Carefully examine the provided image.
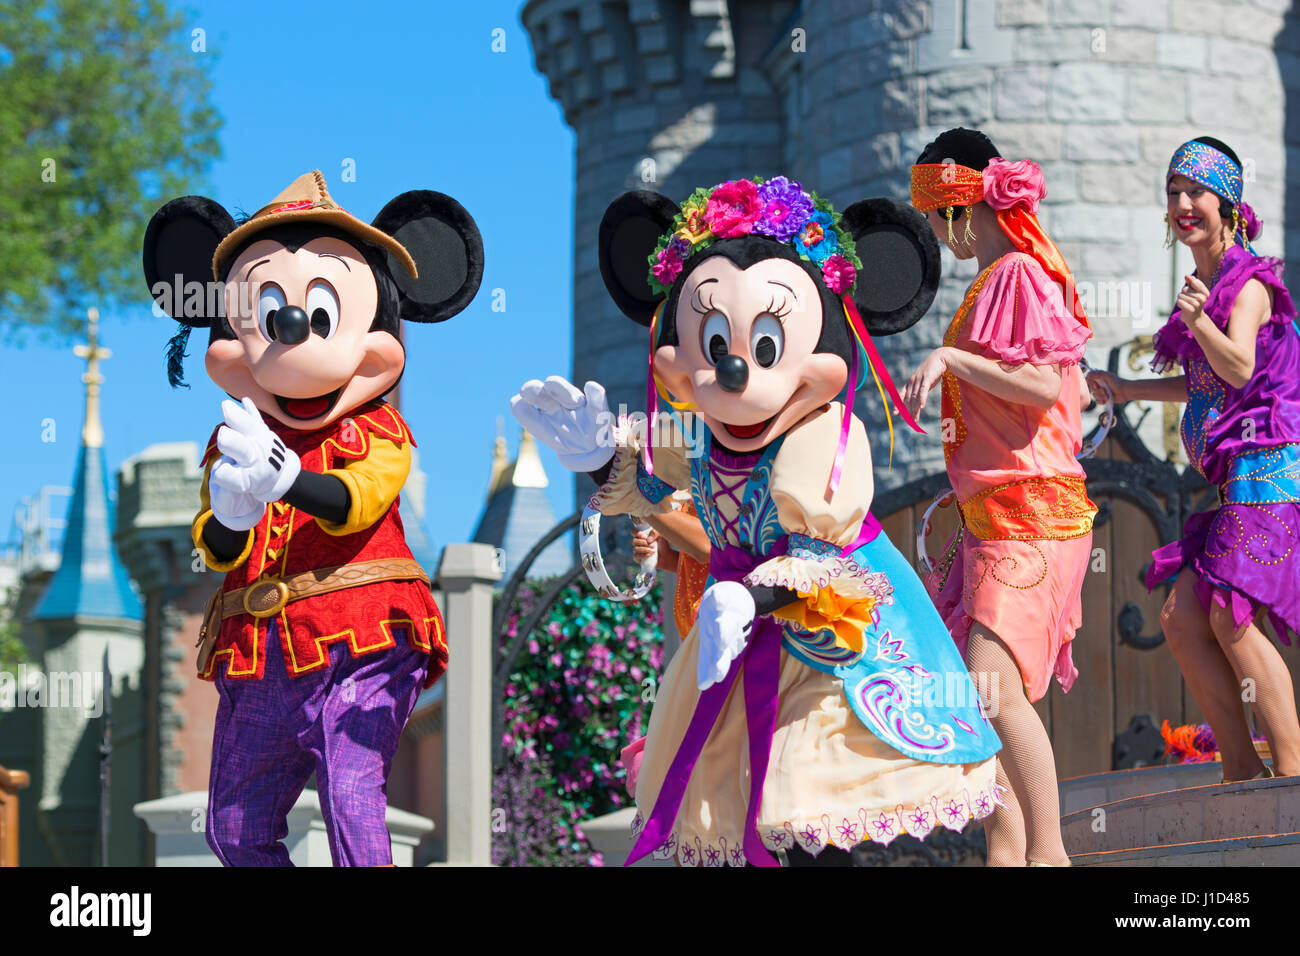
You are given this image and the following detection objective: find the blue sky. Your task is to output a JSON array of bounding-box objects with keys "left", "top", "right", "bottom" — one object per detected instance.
[{"left": 2, "top": 0, "right": 577, "bottom": 559}]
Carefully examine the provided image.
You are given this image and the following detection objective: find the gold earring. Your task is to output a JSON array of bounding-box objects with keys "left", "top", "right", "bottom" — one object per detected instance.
[
  {"left": 945, "top": 206, "right": 955, "bottom": 246},
  {"left": 1163, "top": 213, "right": 1174, "bottom": 249},
  {"left": 962, "top": 205, "right": 976, "bottom": 245}
]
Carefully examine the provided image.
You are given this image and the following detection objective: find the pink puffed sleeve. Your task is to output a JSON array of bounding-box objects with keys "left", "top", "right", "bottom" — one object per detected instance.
[{"left": 960, "top": 253, "right": 1091, "bottom": 366}]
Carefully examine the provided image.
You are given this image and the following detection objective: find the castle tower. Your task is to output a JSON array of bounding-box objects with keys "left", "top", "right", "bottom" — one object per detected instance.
[
  {"left": 524, "top": 0, "right": 1292, "bottom": 482},
  {"left": 9, "top": 310, "right": 145, "bottom": 865},
  {"left": 471, "top": 426, "right": 572, "bottom": 580}
]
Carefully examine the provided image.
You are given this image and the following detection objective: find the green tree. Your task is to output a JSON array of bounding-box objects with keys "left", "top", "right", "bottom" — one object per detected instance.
[
  {"left": 0, "top": 0, "right": 221, "bottom": 338},
  {"left": 0, "top": 588, "right": 29, "bottom": 673}
]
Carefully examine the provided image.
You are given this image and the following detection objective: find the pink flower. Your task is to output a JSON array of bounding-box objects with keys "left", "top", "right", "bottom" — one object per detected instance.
[
  {"left": 981, "top": 158, "right": 1046, "bottom": 213},
  {"left": 652, "top": 245, "right": 683, "bottom": 286},
  {"left": 821, "top": 254, "right": 856, "bottom": 295},
  {"left": 704, "top": 179, "right": 764, "bottom": 238}
]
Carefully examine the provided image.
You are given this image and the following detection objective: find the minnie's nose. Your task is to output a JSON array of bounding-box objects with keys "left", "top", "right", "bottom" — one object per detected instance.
[
  {"left": 273, "top": 306, "right": 310, "bottom": 345},
  {"left": 716, "top": 354, "right": 749, "bottom": 393}
]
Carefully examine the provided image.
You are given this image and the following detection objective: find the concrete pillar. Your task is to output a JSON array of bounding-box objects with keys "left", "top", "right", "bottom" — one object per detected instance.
[{"left": 435, "top": 543, "right": 501, "bottom": 865}]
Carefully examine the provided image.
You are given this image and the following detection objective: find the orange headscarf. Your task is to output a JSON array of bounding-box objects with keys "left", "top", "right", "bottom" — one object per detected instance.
[{"left": 910, "top": 161, "right": 1089, "bottom": 330}]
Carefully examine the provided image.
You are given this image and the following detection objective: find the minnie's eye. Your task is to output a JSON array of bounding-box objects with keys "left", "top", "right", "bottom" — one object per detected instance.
[
  {"left": 701, "top": 311, "right": 730, "bottom": 366},
  {"left": 751, "top": 314, "right": 784, "bottom": 369},
  {"left": 257, "top": 284, "right": 286, "bottom": 342},
  {"left": 306, "top": 281, "right": 339, "bottom": 339}
]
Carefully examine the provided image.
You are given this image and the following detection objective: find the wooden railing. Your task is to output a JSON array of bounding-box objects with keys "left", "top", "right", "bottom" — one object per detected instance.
[{"left": 0, "top": 764, "right": 30, "bottom": 867}]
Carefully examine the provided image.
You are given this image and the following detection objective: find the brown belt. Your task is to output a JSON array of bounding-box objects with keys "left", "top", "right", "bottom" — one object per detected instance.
[{"left": 220, "top": 557, "right": 431, "bottom": 621}]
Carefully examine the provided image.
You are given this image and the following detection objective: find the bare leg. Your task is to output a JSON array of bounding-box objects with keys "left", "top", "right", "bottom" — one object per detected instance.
[
  {"left": 981, "top": 758, "right": 1027, "bottom": 866},
  {"left": 1208, "top": 599, "right": 1300, "bottom": 777},
  {"left": 1160, "top": 570, "right": 1263, "bottom": 780},
  {"left": 966, "top": 626, "right": 1068, "bottom": 867}
]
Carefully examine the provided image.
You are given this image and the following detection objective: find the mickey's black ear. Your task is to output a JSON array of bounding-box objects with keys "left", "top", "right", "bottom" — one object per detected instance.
[
  {"left": 142, "top": 196, "right": 236, "bottom": 326},
  {"left": 840, "top": 197, "right": 940, "bottom": 335},
  {"left": 599, "top": 191, "right": 680, "bottom": 326},
  {"left": 371, "top": 191, "right": 484, "bottom": 323}
]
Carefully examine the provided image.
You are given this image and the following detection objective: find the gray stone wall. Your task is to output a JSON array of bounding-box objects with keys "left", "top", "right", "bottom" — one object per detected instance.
[{"left": 525, "top": 0, "right": 1294, "bottom": 491}]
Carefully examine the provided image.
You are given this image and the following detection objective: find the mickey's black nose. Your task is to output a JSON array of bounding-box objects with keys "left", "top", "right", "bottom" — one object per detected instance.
[
  {"left": 716, "top": 354, "right": 749, "bottom": 393},
  {"left": 273, "top": 306, "right": 310, "bottom": 345}
]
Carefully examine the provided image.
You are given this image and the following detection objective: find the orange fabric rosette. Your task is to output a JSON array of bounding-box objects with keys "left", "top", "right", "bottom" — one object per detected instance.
[{"left": 771, "top": 587, "right": 878, "bottom": 655}]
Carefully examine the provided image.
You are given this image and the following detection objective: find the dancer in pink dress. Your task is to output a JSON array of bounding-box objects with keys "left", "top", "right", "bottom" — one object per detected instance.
[{"left": 906, "top": 128, "right": 1096, "bottom": 866}]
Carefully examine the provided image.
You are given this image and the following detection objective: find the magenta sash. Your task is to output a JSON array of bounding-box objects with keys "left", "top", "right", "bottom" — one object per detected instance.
[
  {"left": 624, "top": 512, "right": 883, "bottom": 866},
  {"left": 625, "top": 540, "right": 787, "bottom": 867}
]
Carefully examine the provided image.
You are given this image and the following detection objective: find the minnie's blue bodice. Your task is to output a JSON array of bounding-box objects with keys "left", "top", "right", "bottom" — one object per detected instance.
[{"left": 681, "top": 428, "right": 1001, "bottom": 766}]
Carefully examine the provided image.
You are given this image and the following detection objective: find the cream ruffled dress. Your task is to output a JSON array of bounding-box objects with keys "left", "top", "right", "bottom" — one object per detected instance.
[{"left": 596, "top": 406, "right": 1001, "bottom": 866}]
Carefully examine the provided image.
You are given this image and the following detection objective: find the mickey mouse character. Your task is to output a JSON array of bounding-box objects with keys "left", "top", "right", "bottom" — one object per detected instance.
[
  {"left": 144, "top": 170, "right": 483, "bottom": 866},
  {"left": 513, "top": 179, "right": 1002, "bottom": 867}
]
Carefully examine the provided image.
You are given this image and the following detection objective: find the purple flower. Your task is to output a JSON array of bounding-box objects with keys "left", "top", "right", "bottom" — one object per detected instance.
[{"left": 754, "top": 176, "right": 814, "bottom": 242}]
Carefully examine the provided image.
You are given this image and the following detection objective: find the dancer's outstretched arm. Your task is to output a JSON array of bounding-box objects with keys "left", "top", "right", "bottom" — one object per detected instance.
[{"left": 1086, "top": 371, "right": 1188, "bottom": 404}]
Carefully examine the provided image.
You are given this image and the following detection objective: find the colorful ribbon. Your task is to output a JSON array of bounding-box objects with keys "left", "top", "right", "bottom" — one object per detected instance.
[
  {"left": 644, "top": 301, "right": 698, "bottom": 477},
  {"left": 829, "top": 298, "right": 926, "bottom": 495}
]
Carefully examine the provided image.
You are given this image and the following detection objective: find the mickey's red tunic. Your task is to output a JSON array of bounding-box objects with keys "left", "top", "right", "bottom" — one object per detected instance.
[{"left": 191, "top": 400, "right": 447, "bottom": 687}]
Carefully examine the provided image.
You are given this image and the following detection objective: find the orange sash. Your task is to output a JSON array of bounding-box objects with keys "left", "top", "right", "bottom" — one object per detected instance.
[{"left": 958, "top": 475, "right": 1096, "bottom": 542}]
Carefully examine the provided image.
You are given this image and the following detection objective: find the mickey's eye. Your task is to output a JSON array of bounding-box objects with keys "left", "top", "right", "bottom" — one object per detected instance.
[
  {"left": 257, "top": 284, "right": 286, "bottom": 342},
  {"left": 700, "top": 311, "right": 731, "bottom": 366},
  {"left": 306, "top": 280, "right": 339, "bottom": 339},
  {"left": 750, "top": 315, "right": 784, "bottom": 369}
]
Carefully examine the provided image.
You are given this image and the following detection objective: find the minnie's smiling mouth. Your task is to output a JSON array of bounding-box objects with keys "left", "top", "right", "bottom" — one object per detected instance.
[
  {"left": 275, "top": 387, "right": 343, "bottom": 421},
  {"left": 723, "top": 416, "right": 774, "bottom": 440}
]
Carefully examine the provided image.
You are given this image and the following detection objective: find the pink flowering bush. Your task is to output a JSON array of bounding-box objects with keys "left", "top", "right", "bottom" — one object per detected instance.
[{"left": 492, "top": 577, "right": 665, "bottom": 866}]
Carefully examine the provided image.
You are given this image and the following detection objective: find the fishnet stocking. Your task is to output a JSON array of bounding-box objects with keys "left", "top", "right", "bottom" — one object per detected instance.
[{"left": 966, "top": 626, "right": 1069, "bottom": 866}]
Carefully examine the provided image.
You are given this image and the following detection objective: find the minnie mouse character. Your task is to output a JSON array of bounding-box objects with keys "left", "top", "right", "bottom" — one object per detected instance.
[
  {"left": 512, "top": 178, "right": 1001, "bottom": 867},
  {"left": 144, "top": 170, "right": 483, "bottom": 866}
]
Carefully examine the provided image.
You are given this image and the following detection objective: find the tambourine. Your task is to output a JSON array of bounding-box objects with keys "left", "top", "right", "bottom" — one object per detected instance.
[
  {"left": 579, "top": 501, "right": 658, "bottom": 602},
  {"left": 914, "top": 358, "right": 1115, "bottom": 575}
]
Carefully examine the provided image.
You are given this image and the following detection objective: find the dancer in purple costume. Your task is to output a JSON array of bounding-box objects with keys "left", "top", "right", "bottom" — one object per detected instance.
[{"left": 1089, "top": 136, "right": 1300, "bottom": 781}]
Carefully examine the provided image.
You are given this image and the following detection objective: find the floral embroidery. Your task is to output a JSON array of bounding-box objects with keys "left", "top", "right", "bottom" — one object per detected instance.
[{"left": 629, "top": 779, "right": 999, "bottom": 867}]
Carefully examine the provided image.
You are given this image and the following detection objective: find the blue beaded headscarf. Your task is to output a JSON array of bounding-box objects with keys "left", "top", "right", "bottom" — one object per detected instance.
[{"left": 1167, "top": 139, "right": 1258, "bottom": 254}]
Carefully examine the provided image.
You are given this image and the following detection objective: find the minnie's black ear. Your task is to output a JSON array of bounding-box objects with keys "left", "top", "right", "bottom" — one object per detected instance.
[
  {"left": 371, "top": 191, "right": 484, "bottom": 323},
  {"left": 840, "top": 197, "right": 940, "bottom": 335},
  {"left": 142, "top": 196, "right": 236, "bottom": 326},
  {"left": 599, "top": 190, "right": 680, "bottom": 326}
]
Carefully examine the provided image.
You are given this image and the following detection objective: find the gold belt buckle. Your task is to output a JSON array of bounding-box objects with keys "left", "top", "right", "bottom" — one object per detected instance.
[{"left": 243, "top": 578, "right": 290, "bottom": 618}]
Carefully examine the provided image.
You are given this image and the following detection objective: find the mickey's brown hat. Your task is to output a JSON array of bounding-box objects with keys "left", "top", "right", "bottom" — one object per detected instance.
[{"left": 211, "top": 170, "right": 419, "bottom": 281}]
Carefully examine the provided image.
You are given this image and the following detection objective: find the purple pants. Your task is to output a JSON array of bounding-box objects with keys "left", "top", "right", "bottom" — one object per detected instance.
[{"left": 206, "top": 619, "right": 429, "bottom": 866}]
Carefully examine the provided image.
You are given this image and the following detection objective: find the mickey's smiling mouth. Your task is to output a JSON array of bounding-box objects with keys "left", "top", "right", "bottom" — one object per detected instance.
[
  {"left": 275, "top": 388, "right": 343, "bottom": 421},
  {"left": 723, "top": 416, "right": 774, "bottom": 440}
]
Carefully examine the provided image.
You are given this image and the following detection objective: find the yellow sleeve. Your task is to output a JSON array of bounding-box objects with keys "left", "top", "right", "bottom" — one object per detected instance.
[
  {"left": 191, "top": 461, "right": 256, "bottom": 572},
  {"left": 316, "top": 435, "right": 411, "bottom": 536}
]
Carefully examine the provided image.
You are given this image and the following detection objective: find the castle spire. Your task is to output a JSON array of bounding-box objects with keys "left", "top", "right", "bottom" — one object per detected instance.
[
  {"left": 30, "top": 309, "right": 140, "bottom": 622},
  {"left": 487, "top": 416, "right": 510, "bottom": 496},
  {"left": 73, "top": 307, "right": 110, "bottom": 449}
]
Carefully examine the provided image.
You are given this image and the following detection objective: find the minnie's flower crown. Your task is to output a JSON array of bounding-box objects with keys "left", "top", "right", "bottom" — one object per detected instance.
[{"left": 647, "top": 176, "right": 864, "bottom": 297}]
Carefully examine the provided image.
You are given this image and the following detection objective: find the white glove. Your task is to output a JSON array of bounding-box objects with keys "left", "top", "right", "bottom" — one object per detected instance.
[
  {"left": 209, "top": 397, "right": 301, "bottom": 504},
  {"left": 509, "top": 376, "right": 613, "bottom": 473},
  {"left": 209, "top": 481, "right": 264, "bottom": 532},
  {"left": 695, "top": 581, "right": 756, "bottom": 691}
]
